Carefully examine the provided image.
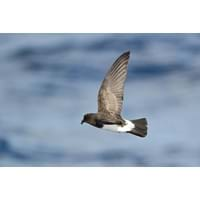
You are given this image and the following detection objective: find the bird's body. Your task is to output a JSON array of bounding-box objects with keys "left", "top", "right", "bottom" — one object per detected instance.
[
  {"left": 81, "top": 51, "right": 148, "bottom": 137},
  {"left": 103, "top": 119, "right": 135, "bottom": 132}
]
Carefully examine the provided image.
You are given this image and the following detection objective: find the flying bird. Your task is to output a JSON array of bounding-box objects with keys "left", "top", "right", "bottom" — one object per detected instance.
[{"left": 81, "top": 51, "right": 147, "bottom": 137}]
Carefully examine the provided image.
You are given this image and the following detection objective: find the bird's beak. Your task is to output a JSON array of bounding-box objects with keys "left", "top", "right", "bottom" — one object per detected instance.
[{"left": 81, "top": 120, "right": 84, "bottom": 125}]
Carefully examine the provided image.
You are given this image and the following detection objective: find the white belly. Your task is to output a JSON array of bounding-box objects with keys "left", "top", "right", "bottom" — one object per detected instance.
[{"left": 102, "top": 120, "right": 135, "bottom": 133}]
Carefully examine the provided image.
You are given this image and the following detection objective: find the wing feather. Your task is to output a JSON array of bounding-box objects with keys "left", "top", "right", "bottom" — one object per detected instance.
[{"left": 98, "top": 51, "right": 130, "bottom": 116}]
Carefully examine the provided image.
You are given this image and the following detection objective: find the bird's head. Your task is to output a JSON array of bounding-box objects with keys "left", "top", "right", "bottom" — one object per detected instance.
[{"left": 81, "top": 113, "right": 96, "bottom": 125}]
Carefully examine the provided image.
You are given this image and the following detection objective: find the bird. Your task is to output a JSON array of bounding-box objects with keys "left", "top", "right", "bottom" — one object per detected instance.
[{"left": 81, "top": 51, "right": 147, "bottom": 137}]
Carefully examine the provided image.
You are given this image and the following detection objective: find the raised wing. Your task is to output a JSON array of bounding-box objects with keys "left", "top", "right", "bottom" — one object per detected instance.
[{"left": 98, "top": 51, "right": 130, "bottom": 116}]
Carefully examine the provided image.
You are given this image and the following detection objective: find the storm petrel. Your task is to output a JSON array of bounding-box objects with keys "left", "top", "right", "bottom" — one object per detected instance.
[{"left": 81, "top": 51, "right": 147, "bottom": 137}]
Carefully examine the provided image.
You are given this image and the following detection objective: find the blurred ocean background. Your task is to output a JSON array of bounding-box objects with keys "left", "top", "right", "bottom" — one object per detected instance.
[{"left": 0, "top": 33, "right": 200, "bottom": 166}]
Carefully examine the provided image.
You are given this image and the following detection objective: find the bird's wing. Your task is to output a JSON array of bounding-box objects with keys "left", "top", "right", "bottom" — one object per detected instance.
[{"left": 98, "top": 51, "right": 130, "bottom": 116}]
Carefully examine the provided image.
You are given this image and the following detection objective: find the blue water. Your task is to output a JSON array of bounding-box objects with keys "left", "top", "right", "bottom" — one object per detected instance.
[{"left": 0, "top": 33, "right": 200, "bottom": 166}]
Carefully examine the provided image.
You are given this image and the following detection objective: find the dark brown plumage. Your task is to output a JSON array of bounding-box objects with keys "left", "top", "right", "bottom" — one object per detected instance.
[
  {"left": 81, "top": 51, "right": 148, "bottom": 137},
  {"left": 98, "top": 51, "right": 130, "bottom": 120}
]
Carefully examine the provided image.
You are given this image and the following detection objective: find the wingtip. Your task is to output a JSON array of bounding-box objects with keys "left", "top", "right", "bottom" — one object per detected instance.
[
  {"left": 124, "top": 50, "right": 130, "bottom": 55},
  {"left": 113, "top": 51, "right": 130, "bottom": 64},
  {"left": 122, "top": 51, "right": 130, "bottom": 58}
]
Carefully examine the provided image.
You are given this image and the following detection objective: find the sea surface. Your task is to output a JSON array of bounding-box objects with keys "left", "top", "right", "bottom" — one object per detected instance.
[{"left": 0, "top": 33, "right": 200, "bottom": 166}]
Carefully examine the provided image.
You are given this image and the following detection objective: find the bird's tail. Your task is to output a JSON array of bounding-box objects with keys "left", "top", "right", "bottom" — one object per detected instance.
[{"left": 127, "top": 118, "right": 147, "bottom": 137}]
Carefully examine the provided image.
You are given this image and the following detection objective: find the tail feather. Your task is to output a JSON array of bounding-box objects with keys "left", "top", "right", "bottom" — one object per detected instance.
[{"left": 127, "top": 118, "right": 148, "bottom": 137}]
